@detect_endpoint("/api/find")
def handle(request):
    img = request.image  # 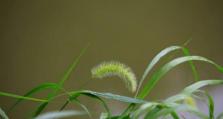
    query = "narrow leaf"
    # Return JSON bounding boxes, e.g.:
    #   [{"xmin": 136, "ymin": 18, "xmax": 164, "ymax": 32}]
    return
[
  {"xmin": 182, "ymin": 47, "xmax": 199, "ymax": 81},
  {"xmin": 34, "ymin": 110, "xmax": 86, "ymax": 119},
  {"xmin": 136, "ymin": 46, "xmax": 182, "ymax": 96},
  {"xmin": 34, "ymin": 44, "xmax": 89, "ymax": 116},
  {"xmin": 205, "ymin": 92, "xmax": 215, "ymax": 119},
  {"xmin": 69, "ymin": 90, "xmax": 146, "ymax": 104},
  {"xmin": 69, "ymin": 90, "xmax": 111, "ymax": 118},
  {"xmin": 0, "ymin": 91, "xmax": 47, "ymax": 102},
  {"xmin": 0, "ymin": 107, "xmax": 9, "ymax": 119},
  {"xmin": 9, "ymin": 83, "xmax": 59, "ymax": 111},
  {"xmin": 138, "ymin": 56, "xmax": 223, "ymax": 99},
  {"xmin": 183, "ymin": 80, "xmax": 223, "ymax": 94},
  {"xmin": 135, "ymin": 46, "xmax": 200, "ymax": 96}
]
